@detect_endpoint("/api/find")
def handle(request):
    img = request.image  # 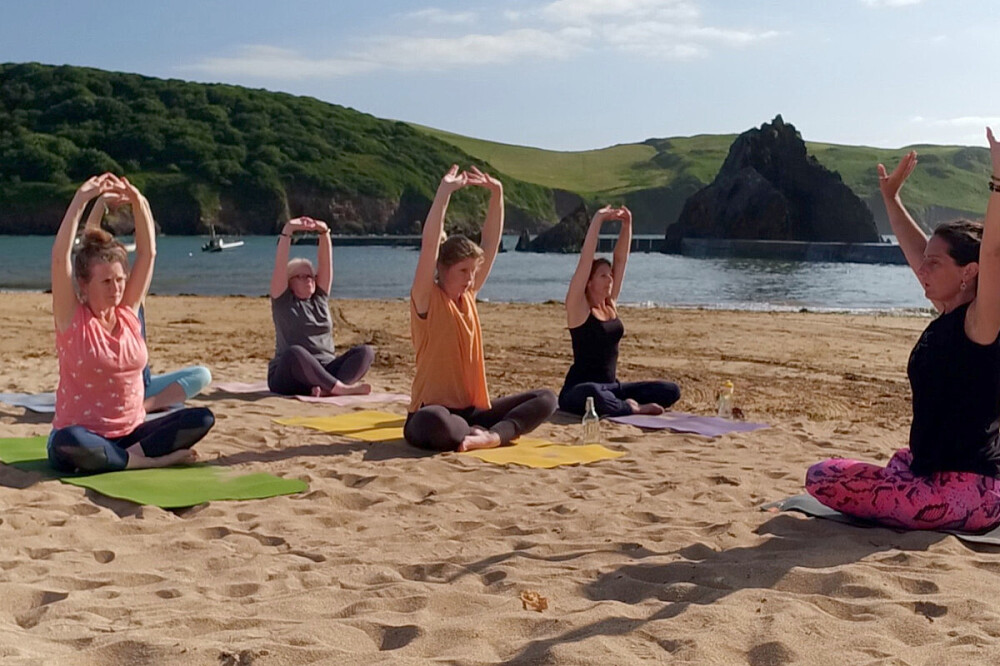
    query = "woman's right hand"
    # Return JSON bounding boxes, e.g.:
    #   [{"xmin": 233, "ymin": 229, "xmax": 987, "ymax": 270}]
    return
[
  {"xmin": 74, "ymin": 173, "xmax": 120, "ymax": 202},
  {"xmin": 877, "ymin": 151, "xmax": 917, "ymax": 200},
  {"xmin": 284, "ymin": 216, "xmax": 316, "ymax": 235},
  {"xmin": 437, "ymin": 164, "xmax": 468, "ymax": 195}
]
